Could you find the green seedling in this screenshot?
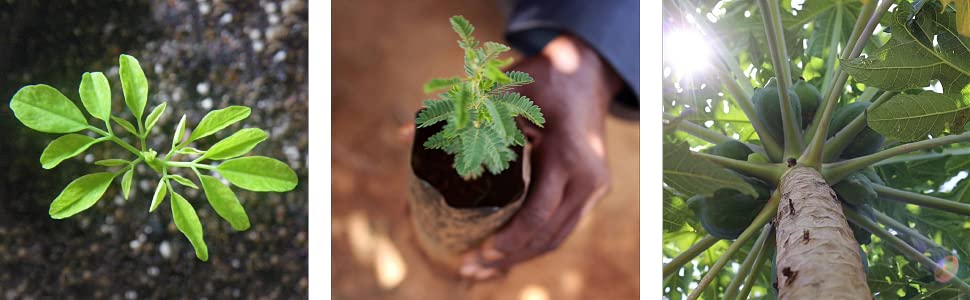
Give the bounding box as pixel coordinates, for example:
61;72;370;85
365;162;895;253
8;54;298;262
416;15;545;179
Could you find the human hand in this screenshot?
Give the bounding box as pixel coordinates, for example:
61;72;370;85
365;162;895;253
459;33;622;280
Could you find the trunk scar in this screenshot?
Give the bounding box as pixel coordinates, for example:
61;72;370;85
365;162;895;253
782;267;798;286
802;230;810;244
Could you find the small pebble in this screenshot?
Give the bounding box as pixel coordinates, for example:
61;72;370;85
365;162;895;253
196;82;210;95
159;241;172;258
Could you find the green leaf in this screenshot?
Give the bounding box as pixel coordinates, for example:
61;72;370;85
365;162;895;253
40;134;102;169
423;130;458;153
843;5;970;94
202;128;268;160
168;174;199;189
49;172;117;219
492;92;545;127
189;106;251;142
415;99;454;128
177;147;206;155
483;41;510;56
111;116;138;136
449;15;475;48
150;179;168;212
662;141;757;198
173;114;187;148
119;54;148;121
95;159;131;167
492;71;534;92
484;98;516;143
483;65;512;84
454;126;507;178
216;156;298;192
452;86;471;130
144;102;167;134
121;168;134;200
79;72;112;122
170;191;208;261
200;175;250;231
868;91;970;141
423;77;461;93
9;85;88;133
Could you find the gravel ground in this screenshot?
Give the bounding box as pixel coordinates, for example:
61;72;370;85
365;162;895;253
0;1;308;299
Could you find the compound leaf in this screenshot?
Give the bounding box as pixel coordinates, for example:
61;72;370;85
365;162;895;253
202;128;268;160
40;134;102;169
200;175;250;231
119;54;148;121
171;191;208;261
49;172;117;219
423;77;461;93
217;156;298;192
79;72;112;122
189;106;251;142
415;99;454;128
454;125;507;178
10;85;88;133
493;92;545;127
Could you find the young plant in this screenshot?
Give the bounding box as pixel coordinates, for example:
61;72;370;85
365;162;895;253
8;54;299;262
416;15;545;178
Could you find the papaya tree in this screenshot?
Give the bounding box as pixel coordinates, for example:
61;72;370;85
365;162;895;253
662;0;970;298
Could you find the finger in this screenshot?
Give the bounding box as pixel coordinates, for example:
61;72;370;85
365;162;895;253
490;159;568;255
529;172;610;249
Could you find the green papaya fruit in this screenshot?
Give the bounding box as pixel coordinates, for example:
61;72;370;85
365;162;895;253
704;140;754;161
687;188;768;240
860;166;885;185
754;78;802;142
747;152;770;164
847;203;875;245
832;172;877;206
793;80;821;128
735;171;772;200
827;101;885;158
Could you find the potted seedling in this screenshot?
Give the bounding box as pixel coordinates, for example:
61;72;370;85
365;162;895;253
8;54;298;261
409;16;546;271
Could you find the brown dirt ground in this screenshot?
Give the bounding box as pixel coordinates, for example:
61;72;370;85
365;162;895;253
331;1;640;299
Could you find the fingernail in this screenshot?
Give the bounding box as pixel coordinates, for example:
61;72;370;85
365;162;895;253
482;248;504;261
473;268;497;280
460;264;479;277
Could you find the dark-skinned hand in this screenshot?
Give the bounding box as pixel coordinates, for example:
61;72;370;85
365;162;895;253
459;33;622;280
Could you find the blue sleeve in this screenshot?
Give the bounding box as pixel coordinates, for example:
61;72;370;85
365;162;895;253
502;0;639;119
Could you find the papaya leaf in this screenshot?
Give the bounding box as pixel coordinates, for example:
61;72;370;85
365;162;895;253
9;85;88;133
843;5;970;96
49;172;117;219
662;141;757;197
867;91;970;141
40;134;103;169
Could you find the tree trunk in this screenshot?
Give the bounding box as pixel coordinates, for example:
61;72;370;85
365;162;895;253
775;166;871;299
